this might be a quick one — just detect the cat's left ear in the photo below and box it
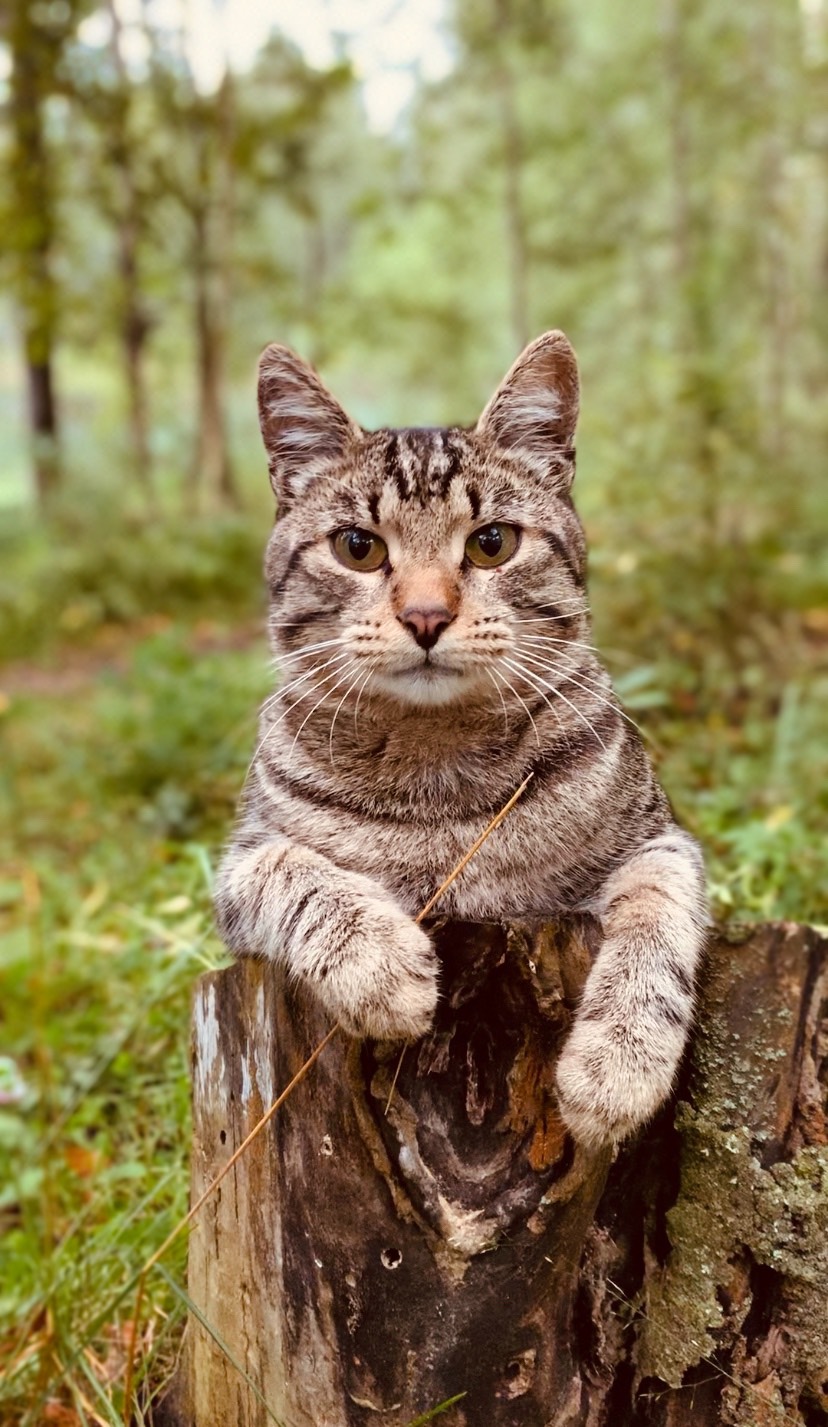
[476,331,579,482]
[258,344,362,506]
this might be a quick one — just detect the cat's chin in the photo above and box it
[372,665,482,708]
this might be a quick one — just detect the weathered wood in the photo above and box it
[164,920,828,1427]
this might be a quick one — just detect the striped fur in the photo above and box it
[215,332,709,1149]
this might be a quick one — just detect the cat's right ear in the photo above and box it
[258,344,361,505]
[476,331,579,481]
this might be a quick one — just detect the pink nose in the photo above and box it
[398,605,455,651]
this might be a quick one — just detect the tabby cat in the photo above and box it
[214,332,709,1148]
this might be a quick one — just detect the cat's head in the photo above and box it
[259,333,588,709]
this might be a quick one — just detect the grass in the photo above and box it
[0,614,270,1423]
[0,512,826,1423]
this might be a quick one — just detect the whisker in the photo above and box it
[491,666,542,747]
[328,665,374,767]
[486,668,511,740]
[512,646,644,737]
[499,661,571,747]
[285,660,361,772]
[517,634,601,655]
[268,611,339,627]
[511,610,590,625]
[502,656,609,751]
[259,649,353,716]
[253,654,357,762]
[533,598,591,608]
[353,662,377,734]
[274,638,345,664]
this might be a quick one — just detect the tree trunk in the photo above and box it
[106,0,153,497]
[7,0,62,503]
[188,88,238,515]
[163,919,827,1426]
[189,202,236,514]
[493,0,530,355]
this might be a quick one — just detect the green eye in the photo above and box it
[331,527,388,571]
[465,523,520,568]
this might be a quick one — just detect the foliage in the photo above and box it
[0,625,269,1422]
[0,511,266,663]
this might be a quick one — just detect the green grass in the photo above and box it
[0,517,826,1422]
[0,622,270,1423]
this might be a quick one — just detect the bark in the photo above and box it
[163,920,827,1427]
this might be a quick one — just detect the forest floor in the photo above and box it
[1,516,827,1424]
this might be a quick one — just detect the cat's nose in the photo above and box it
[398,605,455,651]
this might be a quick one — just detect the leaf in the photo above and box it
[63,1144,101,1179]
[764,805,793,831]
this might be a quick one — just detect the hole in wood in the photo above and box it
[320,1134,333,1156]
[380,1247,402,1270]
[219,1129,226,1144]
[498,1348,536,1399]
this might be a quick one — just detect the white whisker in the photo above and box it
[486,667,511,739]
[254,653,356,760]
[275,637,345,664]
[511,609,590,625]
[329,665,374,767]
[260,648,353,716]
[491,665,542,747]
[500,660,571,745]
[502,656,609,751]
[513,645,644,737]
[517,634,601,655]
[353,662,377,733]
[533,598,590,608]
[285,659,361,772]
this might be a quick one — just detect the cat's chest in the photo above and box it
[270,746,593,918]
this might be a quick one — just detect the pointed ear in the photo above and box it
[257,344,361,504]
[476,331,579,476]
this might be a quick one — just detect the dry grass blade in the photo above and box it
[157,1266,288,1426]
[122,1024,339,1415]
[385,770,534,1112]
[123,771,534,1418]
[414,772,534,923]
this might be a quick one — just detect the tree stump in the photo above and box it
[163,919,828,1427]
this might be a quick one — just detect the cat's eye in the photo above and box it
[331,527,388,572]
[464,523,520,569]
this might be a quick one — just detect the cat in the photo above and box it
[214,331,709,1149]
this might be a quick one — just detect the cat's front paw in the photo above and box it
[555,1020,680,1151]
[312,906,438,1042]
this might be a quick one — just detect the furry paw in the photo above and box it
[310,904,438,1041]
[555,1020,680,1150]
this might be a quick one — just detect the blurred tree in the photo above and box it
[66,0,156,496]
[104,0,153,492]
[139,25,239,512]
[453,0,571,353]
[2,0,88,502]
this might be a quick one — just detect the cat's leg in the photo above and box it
[214,835,438,1040]
[556,827,709,1148]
